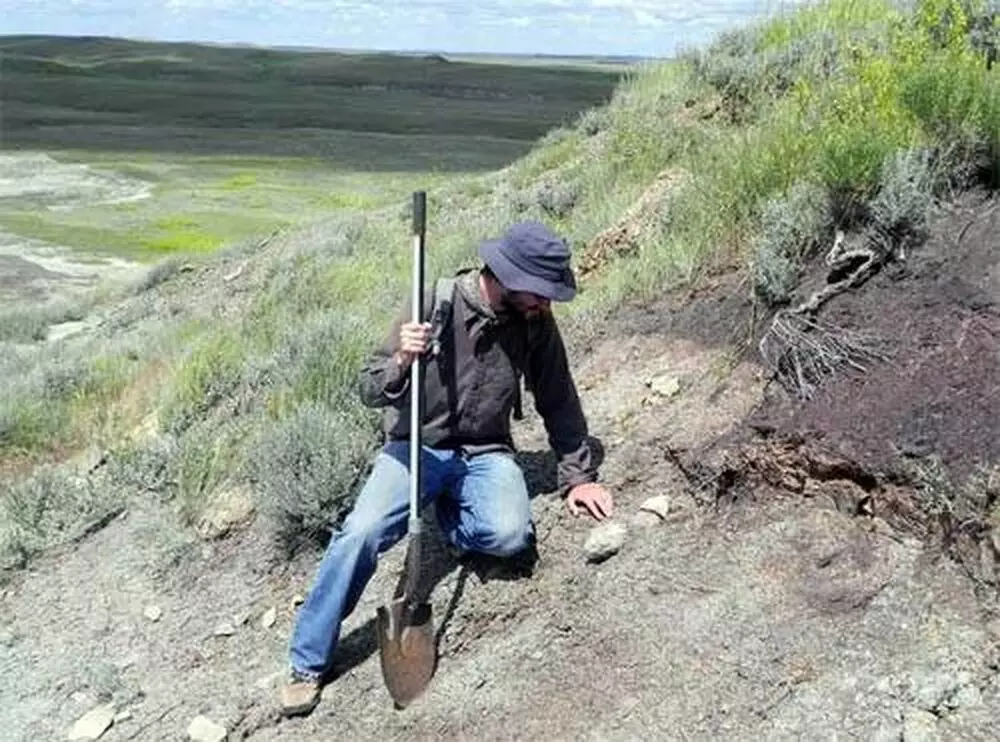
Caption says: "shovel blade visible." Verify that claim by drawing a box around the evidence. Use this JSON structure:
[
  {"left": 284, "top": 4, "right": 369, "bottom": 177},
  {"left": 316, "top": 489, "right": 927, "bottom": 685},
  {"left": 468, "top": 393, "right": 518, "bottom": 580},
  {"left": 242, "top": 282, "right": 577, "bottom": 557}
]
[{"left": 376, "top": 596, "right": 436, "bottom": 708}]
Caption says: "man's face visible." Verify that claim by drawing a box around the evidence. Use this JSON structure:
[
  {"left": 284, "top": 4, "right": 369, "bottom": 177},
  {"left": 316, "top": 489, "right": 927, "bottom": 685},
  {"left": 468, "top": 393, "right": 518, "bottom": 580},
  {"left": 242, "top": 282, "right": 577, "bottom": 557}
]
[{"left": 502, "top": 289, "right": 551, "bottom": 319}]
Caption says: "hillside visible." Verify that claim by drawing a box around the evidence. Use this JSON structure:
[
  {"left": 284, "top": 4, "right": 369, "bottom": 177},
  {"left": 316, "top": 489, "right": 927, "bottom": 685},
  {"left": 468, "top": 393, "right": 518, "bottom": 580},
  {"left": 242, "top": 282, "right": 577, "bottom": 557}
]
[{"left": 2, "top": 1, "right": 1000, "bottom": 740}]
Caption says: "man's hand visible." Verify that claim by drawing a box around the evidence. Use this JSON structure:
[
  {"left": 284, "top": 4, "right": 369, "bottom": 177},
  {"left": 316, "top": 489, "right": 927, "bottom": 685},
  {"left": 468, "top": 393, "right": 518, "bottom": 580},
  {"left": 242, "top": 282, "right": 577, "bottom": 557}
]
[
  {"left": 394, "top": 321, "right": 432, "bottom": 368},
  {"left": 567, "top": 482, "right": 614, "bottom": 521}
]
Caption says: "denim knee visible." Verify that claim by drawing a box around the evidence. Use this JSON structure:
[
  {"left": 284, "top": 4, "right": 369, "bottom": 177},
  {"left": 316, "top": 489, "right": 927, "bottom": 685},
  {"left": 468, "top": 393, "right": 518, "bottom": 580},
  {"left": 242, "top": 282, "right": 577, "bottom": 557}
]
[{"left": 474, "top": 518, "right": 531, "bottom": 557}]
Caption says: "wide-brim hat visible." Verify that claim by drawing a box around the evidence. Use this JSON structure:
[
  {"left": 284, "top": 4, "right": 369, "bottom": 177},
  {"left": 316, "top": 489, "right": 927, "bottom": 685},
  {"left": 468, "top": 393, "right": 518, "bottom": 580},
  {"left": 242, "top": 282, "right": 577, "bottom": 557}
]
[{"left": 478, "top": 221, "right": 577, "bottom": 302}]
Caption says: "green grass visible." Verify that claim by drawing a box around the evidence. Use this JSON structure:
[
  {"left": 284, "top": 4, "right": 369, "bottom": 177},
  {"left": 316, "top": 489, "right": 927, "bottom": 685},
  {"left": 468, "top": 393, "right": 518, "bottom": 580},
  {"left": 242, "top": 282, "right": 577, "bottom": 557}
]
[
  {"left": 0, "top": 149, "right": 458, "bottom": 261},
  {"left": 584, "top": 0, "right": 1000, "bottom": 298},
  {"left": 3, "top": 0, "right": 1000, "bottom": 569}
]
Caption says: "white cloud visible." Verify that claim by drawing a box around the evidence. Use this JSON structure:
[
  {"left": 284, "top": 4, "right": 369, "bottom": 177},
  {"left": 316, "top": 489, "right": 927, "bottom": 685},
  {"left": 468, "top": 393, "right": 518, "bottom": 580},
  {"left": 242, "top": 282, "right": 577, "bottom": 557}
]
[{"left": 632, "top": 9, "right": 664, "bottom": 26}]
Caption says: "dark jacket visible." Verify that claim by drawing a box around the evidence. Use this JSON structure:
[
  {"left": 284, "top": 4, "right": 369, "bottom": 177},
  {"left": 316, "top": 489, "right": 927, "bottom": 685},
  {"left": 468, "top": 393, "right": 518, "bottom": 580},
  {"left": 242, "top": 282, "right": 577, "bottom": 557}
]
[{"left": 358, "top": 268, "right": 597, "bottom": 494}]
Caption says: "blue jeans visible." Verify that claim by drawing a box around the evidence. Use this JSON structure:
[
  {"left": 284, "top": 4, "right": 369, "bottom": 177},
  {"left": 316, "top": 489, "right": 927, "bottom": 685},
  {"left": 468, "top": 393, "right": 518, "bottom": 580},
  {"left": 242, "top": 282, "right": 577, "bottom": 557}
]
[{"left": 288, "top": 441, "right": 533, "bottom": 679}]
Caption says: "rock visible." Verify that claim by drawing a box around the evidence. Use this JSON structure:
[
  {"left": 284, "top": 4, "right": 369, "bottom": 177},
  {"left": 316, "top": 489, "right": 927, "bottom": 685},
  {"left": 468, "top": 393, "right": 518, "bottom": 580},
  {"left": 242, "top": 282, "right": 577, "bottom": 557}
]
[
  {"left": 213, "top": 622, "right": 236, "bottom": 637},
  {"left": 621, "top": 696, "right": 640, "bottom": 715},
  {"left": 647, "top": 374, "right": 681, "bottom": 398},
  {"left": 113, "top": 711, "right": 132, "bottom": 724},
  {"left": 914, "top": 672, "right": 962, "bottom": 711},
  {"left": 144, "top": 605, "right": 162, "bottom": 622},
  {"left": 68, "top": 704, "right": 115, "bottom": 740},
  {"left": 902, "top": 709, "right": 941, "bottom": 742},
  {"left": 196, "top": 486, "right": 256, "bottom": 540},
  {"left": 48, "top": 320, "right": 91, "bottom": 343},
  {"left": 260, "top": 607, "right": 277, "bottom": 630},
  {"left": 951, "top": 683, "right": 982, "bottom": 708},
  {"left": 223, "top": 263, "right": 245, "bottom": 283},
  {"left": 291, "top": 594, "right": 305, "bottom": 610},
  {"left": 187, "top": 715, "right": 227, "bottom": 742},
  {"left": 639, "top": 495, "right": 673, "bottom": 520},
  {"left": 131, "top": 412, "right": 159, "bottom": 444},
  {"left": 584, "top": 522, "right": 627, "bottom": 563}
]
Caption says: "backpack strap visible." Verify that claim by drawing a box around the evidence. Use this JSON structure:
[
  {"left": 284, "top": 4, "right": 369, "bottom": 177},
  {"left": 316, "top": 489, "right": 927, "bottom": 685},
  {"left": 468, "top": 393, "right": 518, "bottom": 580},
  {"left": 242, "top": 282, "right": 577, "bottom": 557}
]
[
  {"left": 513, "top": 372, "right": 524, "bottom": 421},
  {"left": 429, "top": 276, "right": 457, "bottom": 358}
]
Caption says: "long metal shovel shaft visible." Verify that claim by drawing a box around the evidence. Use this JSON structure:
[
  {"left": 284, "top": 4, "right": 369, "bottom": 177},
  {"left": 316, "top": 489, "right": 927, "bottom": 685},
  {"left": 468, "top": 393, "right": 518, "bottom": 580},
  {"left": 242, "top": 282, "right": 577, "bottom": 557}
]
[{"left": 409, "top": 190, "right": 425, "bottom": 544}]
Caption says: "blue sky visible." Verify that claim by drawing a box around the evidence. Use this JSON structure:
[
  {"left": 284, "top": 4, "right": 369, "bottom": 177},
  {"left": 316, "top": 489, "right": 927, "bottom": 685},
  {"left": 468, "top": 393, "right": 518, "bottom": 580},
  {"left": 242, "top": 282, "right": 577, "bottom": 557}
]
[{"left": 1, "top": 1, "right": 808, "bottom": 57}]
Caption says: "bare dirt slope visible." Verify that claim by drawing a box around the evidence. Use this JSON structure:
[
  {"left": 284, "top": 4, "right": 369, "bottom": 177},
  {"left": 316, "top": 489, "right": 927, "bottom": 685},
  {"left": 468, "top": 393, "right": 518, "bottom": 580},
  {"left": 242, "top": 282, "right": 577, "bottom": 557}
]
[{"left": 2, "top": 193, "right": 999, "bottom": 742}]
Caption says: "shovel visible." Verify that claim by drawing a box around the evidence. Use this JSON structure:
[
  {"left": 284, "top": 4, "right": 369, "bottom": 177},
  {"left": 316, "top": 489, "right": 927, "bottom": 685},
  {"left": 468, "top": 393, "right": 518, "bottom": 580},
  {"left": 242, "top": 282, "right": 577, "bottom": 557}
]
[{"left": 376, "top": 190, "right": 436, "bottom": 708}]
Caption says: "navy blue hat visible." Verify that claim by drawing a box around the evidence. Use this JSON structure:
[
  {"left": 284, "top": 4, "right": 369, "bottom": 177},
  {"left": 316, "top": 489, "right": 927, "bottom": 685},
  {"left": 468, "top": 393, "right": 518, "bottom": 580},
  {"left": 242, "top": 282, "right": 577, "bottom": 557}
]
[{"left": 479, "top": 221, "right": 577, "bottom": 301}]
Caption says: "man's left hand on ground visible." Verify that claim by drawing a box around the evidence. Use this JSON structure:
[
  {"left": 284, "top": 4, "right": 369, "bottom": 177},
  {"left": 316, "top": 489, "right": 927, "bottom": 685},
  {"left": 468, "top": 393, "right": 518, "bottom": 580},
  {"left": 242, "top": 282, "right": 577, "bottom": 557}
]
[{"left": 567, "top": 482, "right": 614, "bottom": 520}]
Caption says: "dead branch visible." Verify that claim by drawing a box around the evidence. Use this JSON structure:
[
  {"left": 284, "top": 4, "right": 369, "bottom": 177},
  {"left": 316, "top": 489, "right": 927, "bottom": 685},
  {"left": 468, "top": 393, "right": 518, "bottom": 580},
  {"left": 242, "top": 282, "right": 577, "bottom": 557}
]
[{"left": 758, "top": 230, "right": 892, "bottom": 399}]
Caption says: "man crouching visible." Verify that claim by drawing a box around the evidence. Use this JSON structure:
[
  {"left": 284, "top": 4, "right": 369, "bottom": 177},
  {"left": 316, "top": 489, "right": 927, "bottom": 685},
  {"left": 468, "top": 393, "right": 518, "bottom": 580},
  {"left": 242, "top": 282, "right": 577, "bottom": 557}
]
[{"left": 280, "top": 221, "right": 614, "bottom": 716}]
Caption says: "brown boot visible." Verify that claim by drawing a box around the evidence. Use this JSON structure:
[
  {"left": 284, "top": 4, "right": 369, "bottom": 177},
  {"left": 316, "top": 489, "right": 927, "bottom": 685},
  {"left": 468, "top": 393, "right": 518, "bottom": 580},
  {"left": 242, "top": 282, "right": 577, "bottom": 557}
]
[{"left": 280, "top": 669, "right": 321, "bottom": 717}]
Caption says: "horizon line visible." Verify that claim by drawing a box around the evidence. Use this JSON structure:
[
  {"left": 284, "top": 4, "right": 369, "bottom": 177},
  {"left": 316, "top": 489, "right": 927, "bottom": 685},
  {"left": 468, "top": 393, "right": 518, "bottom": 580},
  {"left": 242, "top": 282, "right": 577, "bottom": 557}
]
[{"left": 0, "top": 31, "right": 669, "bottom": 62}]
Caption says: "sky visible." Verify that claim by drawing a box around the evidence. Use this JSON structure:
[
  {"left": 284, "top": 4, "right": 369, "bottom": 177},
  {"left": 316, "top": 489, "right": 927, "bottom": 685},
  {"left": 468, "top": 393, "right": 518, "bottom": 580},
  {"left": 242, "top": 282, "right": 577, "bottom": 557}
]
[{"left": 1, "top": 1, "right": 811, "bottom": 58}]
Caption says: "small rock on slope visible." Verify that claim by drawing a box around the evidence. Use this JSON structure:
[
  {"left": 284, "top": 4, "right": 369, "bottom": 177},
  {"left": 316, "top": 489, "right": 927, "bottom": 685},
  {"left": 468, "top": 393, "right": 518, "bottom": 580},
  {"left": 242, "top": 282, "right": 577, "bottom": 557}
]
[
  {"left": 187, "top": 715, "right": 227, "bottom": 742},
  {"left": 902, "top": 709, "right": 941, "bottom": 742},
  {"left": 584, "top": 522, "right": 627, "bottom": 563},
  {"left": 260, "top": 607, "right": 277, "bottom": 629},
  {"left": 67, "top": 704, "right": 115, "bottom": 740},
  {"left": 639, "top": 495, "right": 673, "bottom": 519}
]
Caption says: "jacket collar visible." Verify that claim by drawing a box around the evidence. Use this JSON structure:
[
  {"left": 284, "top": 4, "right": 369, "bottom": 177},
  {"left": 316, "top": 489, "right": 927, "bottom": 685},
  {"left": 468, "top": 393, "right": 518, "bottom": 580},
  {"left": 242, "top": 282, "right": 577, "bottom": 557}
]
[{"left": 455, "top": 269, "right": 514, "bottom": 327}]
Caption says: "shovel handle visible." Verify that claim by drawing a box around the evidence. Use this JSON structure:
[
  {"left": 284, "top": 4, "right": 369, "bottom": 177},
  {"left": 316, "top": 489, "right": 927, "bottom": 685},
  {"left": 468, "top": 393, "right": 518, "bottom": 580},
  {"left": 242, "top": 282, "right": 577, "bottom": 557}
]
[{"left": 409, "top": 191, "right": 426, "bottom": 539}]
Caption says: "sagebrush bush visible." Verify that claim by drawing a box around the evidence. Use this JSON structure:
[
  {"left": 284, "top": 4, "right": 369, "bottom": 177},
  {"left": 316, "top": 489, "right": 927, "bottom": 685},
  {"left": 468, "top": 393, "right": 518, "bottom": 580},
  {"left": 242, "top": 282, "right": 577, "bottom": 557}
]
[
  {"left": 533, "top": 179, "right": 579, "bottom": 219},
  {"left": 752, "top": 181, "right": 834, "bottom": 305},
  {"left": 0, "top": 311, "right": 49, "bottom": 343},
  {"left": 130, "top": 258, "right": 180, "bottom": 295},
  {"left": 247, "top": 401, "right": 377, "bottom": 553},
  {"left": 0, "top": 299, "right": 88, "bottom": 343},
  {"left": 686, "top": 25, "right": 848, "bottom": 120},
  {"left": 578, "top": 107, "right": 609, "bottom": 136},
  {"left": 105, "top": 434, "right": 175, "bottom": 495},
  {"left": 0, "top": 466, "right": 123, "bottom": 570},
  {"left": 867, "top": 147, "right": 938, "bottom": 251},
  {"left": 0, "top": 350, "right": 92, "bottom": 452}
]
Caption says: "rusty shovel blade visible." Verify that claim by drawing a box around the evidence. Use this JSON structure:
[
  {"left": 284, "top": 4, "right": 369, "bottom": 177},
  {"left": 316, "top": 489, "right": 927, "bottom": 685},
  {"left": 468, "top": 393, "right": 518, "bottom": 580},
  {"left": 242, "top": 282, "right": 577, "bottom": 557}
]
[{"left": 376, "top": 595, "right": 435, "bottom": 708}]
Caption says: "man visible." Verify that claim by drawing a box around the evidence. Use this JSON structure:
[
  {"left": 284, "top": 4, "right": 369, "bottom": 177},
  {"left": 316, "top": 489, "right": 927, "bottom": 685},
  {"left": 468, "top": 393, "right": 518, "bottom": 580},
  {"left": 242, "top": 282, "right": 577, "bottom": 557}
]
[{"left": 281, "top": 220, "right": 614, "bottom": 716}]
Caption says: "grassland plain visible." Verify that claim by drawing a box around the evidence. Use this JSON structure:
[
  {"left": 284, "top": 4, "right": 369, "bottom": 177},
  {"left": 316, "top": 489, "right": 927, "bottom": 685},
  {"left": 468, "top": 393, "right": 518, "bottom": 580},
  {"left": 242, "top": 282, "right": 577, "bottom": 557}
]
[
  {"left": 0, "top": 35, "right": 622, "bottom": 152},
  {"left": 2, "top": 0, "right": 1000, "bottom": 576},
  {"left": 0, "top": 36, "right": 624, "bottom": 274}
]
